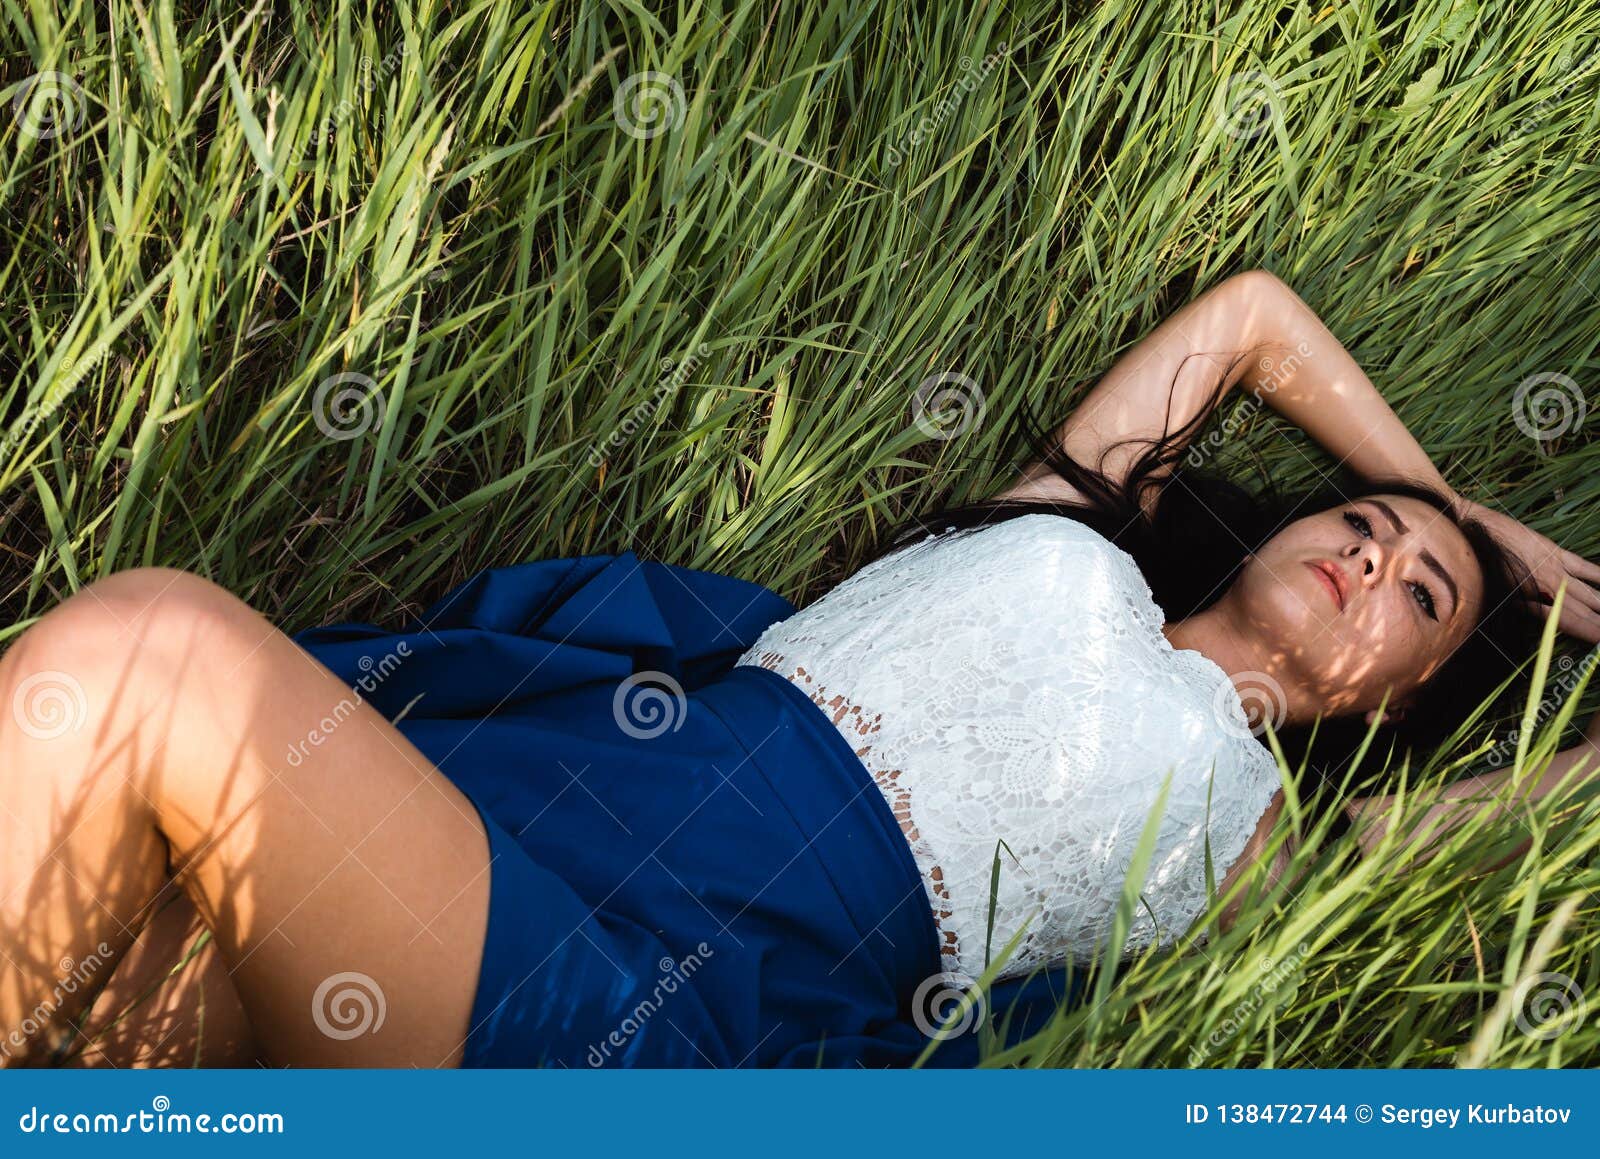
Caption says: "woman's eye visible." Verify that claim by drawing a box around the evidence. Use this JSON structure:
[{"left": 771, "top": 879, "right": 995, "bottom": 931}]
[
  {"left": 1343, "top": 510, "right": 1373, "bottom": 537},
  {"left": 1409, "top": 581, "right": 1438, "bottom": 620},
  {"left": 1342, "top": 508, "right": 1438, "bottom": 621}
]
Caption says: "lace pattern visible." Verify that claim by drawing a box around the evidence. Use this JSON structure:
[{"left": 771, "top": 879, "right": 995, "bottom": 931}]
[{"left": 734, "top": 515, "right": 1282, "bottom": 986}]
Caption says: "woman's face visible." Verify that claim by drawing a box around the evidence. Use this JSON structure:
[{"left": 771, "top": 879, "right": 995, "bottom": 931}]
[{"left": 1230, "top": 493, "right": 1485, "bottom": 718}]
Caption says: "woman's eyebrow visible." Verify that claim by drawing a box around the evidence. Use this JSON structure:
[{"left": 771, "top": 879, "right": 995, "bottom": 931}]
[{"left": 1367, "top": 499, "right": 1460, "bottom": 619}]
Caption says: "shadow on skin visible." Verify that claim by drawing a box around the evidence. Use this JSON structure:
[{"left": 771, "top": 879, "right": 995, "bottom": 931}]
[{"left": 0, "top": 568, "right": 492, "bottom": 1068}]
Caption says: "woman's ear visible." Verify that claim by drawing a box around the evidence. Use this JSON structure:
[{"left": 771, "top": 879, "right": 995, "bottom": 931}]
[{"left": 1363, "top": 702, "right": 1408, "bottom": 727}]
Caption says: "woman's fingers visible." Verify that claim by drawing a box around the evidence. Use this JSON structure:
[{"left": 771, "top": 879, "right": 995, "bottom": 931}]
[
  {"left": 1527, "top": 592, "right": 1600, "bottom": 644},
  {"left": 1572, "top": 578, "right": 1600, "bottom": 616},
  {"left": 1546, "top": 573, "right": 1600, "bottom": 616},
  {"left": 1546, "top": 597, "right": 1600, "bottom": 644},
  {"left": 1560, "top": 548, "right": 1600, "bottom": 586},
  {"left": 1564, "top": 607, "right": 1600, "bottom": 645},
  {"left": 1526, "top": 564, "right": 1600, "bottom": 616}
]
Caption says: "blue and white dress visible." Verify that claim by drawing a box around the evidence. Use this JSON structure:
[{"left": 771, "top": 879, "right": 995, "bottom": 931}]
[{"left": 294, "top": 514, "right": 1281, "bottom": 1067}]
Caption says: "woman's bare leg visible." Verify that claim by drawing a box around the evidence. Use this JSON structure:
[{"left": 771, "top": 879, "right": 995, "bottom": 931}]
[
  {"left": 0, "top": 567, "right": 491, "bottom": 1067},
  {"left": 67, "top": 886, "right": 259, "bottom": 1068}
]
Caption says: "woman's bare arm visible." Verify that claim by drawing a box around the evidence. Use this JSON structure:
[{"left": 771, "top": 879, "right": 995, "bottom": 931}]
[
  {"left": 1215, "top": 788, "right": 1295, "bottom": 933},
  {"left": 995, "top": 268, "right": 1453, "bottom": 509},
  {"left": 1217, "top": 725, "right": 1600, "bottom": 934},
  {"left": 1342, "top": 736, "right": 1600, "bottom": 870},
  {"left": 996, "top": 268, "right": 1600, "bottom": 639}
]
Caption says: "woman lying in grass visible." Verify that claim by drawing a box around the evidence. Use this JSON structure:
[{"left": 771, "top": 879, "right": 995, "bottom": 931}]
[{"left": 2, "top": 269, "right": 1597, "bottom": 1068}]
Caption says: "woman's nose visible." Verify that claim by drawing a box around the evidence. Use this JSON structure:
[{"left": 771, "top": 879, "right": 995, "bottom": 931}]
[{"left": 1343, "top": 537, "right": 1384, "bottom": 583}]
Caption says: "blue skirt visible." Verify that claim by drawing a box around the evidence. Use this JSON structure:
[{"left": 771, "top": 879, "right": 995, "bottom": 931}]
[{"left": 293, "top": 551, "right": 1090, "bottom": 1067}]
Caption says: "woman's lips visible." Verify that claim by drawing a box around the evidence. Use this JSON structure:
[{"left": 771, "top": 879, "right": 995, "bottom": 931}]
[{"left": 1304, "top": 560, "right": 1346, "bottom": 611}]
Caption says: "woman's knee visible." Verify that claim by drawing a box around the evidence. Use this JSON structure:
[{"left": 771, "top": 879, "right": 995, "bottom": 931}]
[
  {"left": 77, "top": 566, "right": 256, "bottom": 637},
  {"left": 44, "top": 563, "right": 257, "bottom": 647},
  {"left": 6, "top": 567, "right": 268, "bottom": 742}
]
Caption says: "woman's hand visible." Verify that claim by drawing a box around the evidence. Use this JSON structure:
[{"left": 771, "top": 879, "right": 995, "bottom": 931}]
[{"left": 1459, "top": 500, "right": 1600, "bottom": 643}]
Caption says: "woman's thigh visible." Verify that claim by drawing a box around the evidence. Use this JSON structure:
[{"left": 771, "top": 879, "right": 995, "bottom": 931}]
[
  {"left": 70, "top": 885, "right": 258, "bottom": 1068},
  {"left": 1, "top": 567, "right": 492, "bottom": 1066}
]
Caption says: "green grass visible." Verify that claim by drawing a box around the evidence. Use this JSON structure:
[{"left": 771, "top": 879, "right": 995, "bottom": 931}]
[{"left": 4, "top": 0, "right": 1600, "bottom": 1066}]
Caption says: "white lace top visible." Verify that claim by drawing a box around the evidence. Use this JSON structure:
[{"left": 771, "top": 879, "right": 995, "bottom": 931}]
[{"left": 734, "top": 514, "right": 1281, "bottom": 986}]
